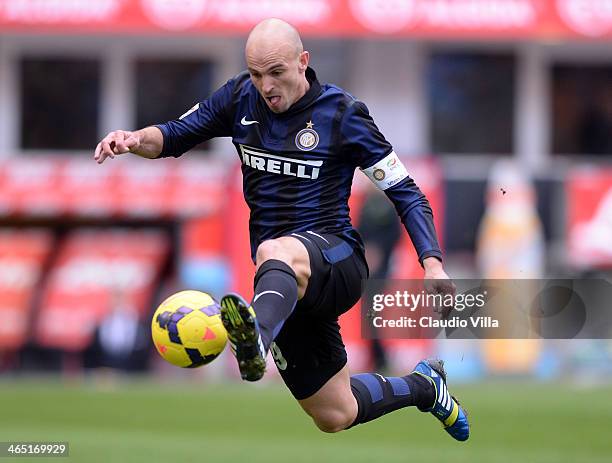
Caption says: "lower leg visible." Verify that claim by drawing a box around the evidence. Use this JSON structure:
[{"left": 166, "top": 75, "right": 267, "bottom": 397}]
[
  {"left": 295, "top": 360, "right": 469, "bottom": 440},
  {"left": 348, "top": 371, "right": 434, "bottom": 427},
  {"left": 298, "top": 365, "right": 435, "bottom": 433},
  {"left": 251, "top": 237, "right": 310, "bottom": 352},
  {"left": 251, "top": 259, "right": 298, "bottom": 352},
  {"left": 220, "top": 237, "right": 309, "bottom": 382}
]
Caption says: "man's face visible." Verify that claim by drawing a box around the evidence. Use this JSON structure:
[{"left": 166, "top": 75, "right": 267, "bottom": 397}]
[{"left": 246, "top": 44, "right": 309, "bottom": 113}]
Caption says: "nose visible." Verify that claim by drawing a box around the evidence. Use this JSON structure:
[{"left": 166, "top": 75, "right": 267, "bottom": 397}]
[{"left": 262, "top": 75, "right": 275, "bottom": 95}]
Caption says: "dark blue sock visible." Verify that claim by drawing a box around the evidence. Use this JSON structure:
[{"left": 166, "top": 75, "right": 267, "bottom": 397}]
[
  {"left": 251, "top": 259, "right": 298, "bottom": 352},
  {"left": 349, "top": 372, "right": 434, "bottom": 427}
]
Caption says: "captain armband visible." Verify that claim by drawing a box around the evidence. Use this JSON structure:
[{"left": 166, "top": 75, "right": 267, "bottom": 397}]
[{"left": 360, "top": 151, "right": 409, "bottom": 191}]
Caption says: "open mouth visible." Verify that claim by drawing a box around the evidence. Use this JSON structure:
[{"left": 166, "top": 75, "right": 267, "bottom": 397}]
[{"left": 266, "top": 96, "right": 281, "bottom": 106}]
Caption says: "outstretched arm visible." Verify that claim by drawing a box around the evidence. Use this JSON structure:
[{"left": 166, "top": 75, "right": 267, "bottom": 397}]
[
  {"left": 94, "top": 74, "right": 241, "bottom": 164},
  {"left": 94, "top": 126, "right": 163, "bottom": 164}
]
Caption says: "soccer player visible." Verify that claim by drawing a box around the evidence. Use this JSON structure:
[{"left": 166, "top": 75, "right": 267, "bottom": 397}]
[{"left": 94, "top": 18, "right": 469, "bottom": 440}]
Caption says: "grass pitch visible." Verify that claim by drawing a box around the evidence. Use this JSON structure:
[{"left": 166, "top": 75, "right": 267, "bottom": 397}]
[{"left": 0, "top": 377, "right": 610, "bottom": 463}]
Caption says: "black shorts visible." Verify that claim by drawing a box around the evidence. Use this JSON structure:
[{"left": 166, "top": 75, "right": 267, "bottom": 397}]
[{"left": 269, "top": 231, "right": 368, "bottom": 400}]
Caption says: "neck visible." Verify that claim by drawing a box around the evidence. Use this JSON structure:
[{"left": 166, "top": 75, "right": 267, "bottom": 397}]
[{"left": 296, "top": 75, "right": 310, "bottom": 102}]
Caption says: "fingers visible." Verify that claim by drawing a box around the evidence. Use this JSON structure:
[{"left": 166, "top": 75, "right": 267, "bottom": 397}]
[
  {"left": 94, "top": 142, "right": 108, "bottom": 164},
  {"left": 94, "top": 141, "right": 113, "bottom": 164},
  {"left": 424, "top": 277, "right": 456, "bottom": 317},
  {"left": 94, "top": 130, "right": 133, "bottom": 164},
  {"left": 437, "top": 278, "right": 456, "bottom": 296}
]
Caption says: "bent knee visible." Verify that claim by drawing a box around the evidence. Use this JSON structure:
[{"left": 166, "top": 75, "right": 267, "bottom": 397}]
[
  {"left": 255, "top": 237, "right": 311, "bottom": 298},
  {"left": 310, "top": 409, "right": 355, "bottom": 433},
  {"left": 256, "top": 239, "right": 292, "bottom": 265},
  {"left": 255, "top": 237, "right": 309, "bottom": 274}
]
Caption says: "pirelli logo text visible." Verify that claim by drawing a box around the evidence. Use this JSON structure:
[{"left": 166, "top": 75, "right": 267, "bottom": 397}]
[{"left": 239, "top": 145, "right": 322, "bottom": 180}]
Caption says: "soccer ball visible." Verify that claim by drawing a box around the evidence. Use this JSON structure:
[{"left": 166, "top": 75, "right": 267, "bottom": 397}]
[{"left": 151, "top": 290, "right": 228, "bottom": 368}]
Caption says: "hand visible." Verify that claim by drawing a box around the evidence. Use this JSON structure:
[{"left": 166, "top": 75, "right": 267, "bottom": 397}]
[
  {"left": 422, "top": 257, "right": 456, "bottom": 318},
  {"left": 94, "top": 130, "right": 140, "bottom": 164}
]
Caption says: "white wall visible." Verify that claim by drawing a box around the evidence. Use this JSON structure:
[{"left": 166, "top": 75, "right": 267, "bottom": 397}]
[
  {"left": 0, "top": 33, "right": 610, "bottom": 172},
  {"left": 0, "top": 34, "right": 245, "bottom": 159},
  {"left": 347, "top": 39, "right": 428, "bottom": 156}
]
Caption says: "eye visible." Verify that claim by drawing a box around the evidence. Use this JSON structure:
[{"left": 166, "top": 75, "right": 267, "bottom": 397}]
[
  {"left": 250, "top": 72, "right": 261, "bottom": 79},
  {"left": 272, "top": 70, "right": 283, "bottom": 76}
]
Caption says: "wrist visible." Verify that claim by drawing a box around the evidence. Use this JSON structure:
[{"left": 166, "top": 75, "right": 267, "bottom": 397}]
[{"left": 422, "top": 256, "right": 443, "bottom": 272}]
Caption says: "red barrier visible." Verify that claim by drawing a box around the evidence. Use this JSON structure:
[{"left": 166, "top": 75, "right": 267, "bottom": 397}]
[
  {"left": 0, "top": 229, "right": 53, "bottom": 349},
  {"left": 0, "top": 0, "right": 610, "bottom": 40},
  {"left": 36, "top": 229, "right": 170, "bottom": 351},
  {"left": 0, "top": 157, "right": 224, "bottom": 219},
  {"left": 225, "top": 163, "right": 256, "bottom": 301},
  {"left": 567, "top": 167, "right": 612, "bottom": 269}
]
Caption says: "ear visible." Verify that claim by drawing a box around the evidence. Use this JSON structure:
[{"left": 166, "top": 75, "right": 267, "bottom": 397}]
[{"left": 298, "top": 51, "right": 309, "bottom": 72}]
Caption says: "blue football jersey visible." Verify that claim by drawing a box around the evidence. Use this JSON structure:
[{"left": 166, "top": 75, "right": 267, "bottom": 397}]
[{"left": 157, "top": 68, "right": 441, "bottom": 263}]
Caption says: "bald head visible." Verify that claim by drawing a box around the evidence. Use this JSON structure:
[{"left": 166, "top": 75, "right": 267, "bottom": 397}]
[
  {"left": 245, "top": 18, "right": 310, "bottom": 113},
  {"left": 246, "top": 18, "right": 303, "bottom": 59}
]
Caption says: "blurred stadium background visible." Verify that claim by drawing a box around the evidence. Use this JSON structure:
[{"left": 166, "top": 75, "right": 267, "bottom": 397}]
[{"left": 0, "top": 1, "right": 611, "bottom": 461}]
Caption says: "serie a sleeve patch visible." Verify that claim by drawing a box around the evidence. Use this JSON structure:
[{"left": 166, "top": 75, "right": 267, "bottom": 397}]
[{"left": 361, "top": 151, "right": 409, "bottom": 190}]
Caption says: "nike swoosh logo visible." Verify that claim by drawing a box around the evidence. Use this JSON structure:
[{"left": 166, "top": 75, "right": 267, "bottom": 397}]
[
  {"left": 253, "top": 290, "right": 284, "bottom": 303},
  {"left": 241, "top": 116, "right": 259, "bottom": 126}
]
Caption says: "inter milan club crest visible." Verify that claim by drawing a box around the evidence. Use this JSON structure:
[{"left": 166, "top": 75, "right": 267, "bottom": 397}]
[
  {"left": 295, "top": 120, "right": 320, "bottom": 151},
  {"left": 373, "top": 169, "right": 386, "bottom": 181}
]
